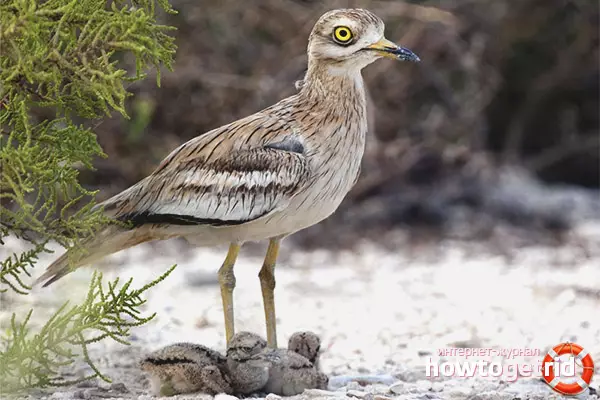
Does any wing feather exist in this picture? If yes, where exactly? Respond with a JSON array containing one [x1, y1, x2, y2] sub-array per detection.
[[100, 116, 309, 227]]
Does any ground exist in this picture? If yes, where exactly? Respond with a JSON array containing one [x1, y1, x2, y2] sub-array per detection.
[[2, 222, 600, 400]]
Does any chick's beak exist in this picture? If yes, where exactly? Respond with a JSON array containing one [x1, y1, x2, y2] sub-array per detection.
[[368, 38, 420, 62]]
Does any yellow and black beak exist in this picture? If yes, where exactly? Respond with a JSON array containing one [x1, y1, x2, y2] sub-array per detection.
[[367, 38, 420, 62]]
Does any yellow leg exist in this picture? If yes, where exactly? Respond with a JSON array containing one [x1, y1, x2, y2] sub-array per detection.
[[259, 238, 280, 348], [218, 243, 240, 346]]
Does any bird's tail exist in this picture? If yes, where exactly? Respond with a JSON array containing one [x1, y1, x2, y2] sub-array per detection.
[[35, 225, 143, 287]]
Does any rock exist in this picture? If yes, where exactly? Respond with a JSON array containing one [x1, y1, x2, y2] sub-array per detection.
[[346, 381, 363, 391], [418, 394, 441, 400], [266, 394, 282, 400], [373, 396, 393, 400], [109, 382, 128, 392], [214, 394, 239, 400], [448, 386, 473, 397], [73, 389, 87, 399], [416, 380, 433, 392], [389, 381, 405, 394], [304, 389, 345, 397], [346, 389, 369, 398], [431, 381, 444, 392]]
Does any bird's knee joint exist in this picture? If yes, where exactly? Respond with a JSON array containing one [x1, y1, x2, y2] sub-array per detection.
[[258, 268, 276, 290], [218, 269, 236, 290]]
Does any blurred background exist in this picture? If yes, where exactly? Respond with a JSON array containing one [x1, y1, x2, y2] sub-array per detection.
[[3, 3, 599, 397], [84, 0, 599, 251]]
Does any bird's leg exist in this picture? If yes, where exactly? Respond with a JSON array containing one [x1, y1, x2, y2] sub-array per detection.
[[258, 238, 280, 348], [218, 243, 241, 345]]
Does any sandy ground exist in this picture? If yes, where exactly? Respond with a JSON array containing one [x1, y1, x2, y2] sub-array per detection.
[[2, 222, 600, 400]]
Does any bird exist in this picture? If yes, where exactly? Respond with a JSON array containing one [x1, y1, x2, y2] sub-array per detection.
[[36, 8, 420, 348], [226, 331, 270, 394], [140, 342, 233, 396], [226, 331, 327, 396], [288, 331, 323, 370]]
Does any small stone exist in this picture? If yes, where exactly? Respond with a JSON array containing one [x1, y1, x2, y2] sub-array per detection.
[[214, 394, 239, 400], [347, 390, 368, 398], [431, 381, 444, 392], [416, 380, 432, 392], [389, 381, 405, 394], [75, 380, 96, 388], [418, 394, 441, 400], [266, 394, 282, 400], [73, 389, 87, 399], [304, 389, 345, 397], [109, 382, 128, 392], [374, 396, 393, 400], [448, 386, 473, 397], [346, 381, 363, 391]]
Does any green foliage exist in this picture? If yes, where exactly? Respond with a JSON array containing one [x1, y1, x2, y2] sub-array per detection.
[[0, 0, 176, 292], [0, 265, 177, 392], [0, 0, 178, 391]]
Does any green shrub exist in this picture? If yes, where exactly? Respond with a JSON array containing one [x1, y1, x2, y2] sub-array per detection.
[[0, 0, 177, 392]]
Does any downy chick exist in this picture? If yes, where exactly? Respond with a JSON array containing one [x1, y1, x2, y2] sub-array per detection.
[[140, 342, 233, 396], [227, 331, 327, 396], [288, 331, 328, 390], [226, 331, 269, 394], [288, 331, 322, 370]]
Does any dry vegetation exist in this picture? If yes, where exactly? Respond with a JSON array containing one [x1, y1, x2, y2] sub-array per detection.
[[80, 0, 599, 248]]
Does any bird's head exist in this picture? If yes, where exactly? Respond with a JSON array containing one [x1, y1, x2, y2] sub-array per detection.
[[288, 331, 322, 363], [226, 331, 267, 361], [307, 8, 420, 72]]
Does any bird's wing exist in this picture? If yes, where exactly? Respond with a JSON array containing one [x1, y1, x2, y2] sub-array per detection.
[[100, 114, 310, 227]]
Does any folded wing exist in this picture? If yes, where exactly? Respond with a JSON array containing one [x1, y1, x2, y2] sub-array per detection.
[[101, 123, 310, 228]]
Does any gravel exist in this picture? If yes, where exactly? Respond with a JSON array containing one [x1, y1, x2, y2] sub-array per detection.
[[1, 221, 599, 400]]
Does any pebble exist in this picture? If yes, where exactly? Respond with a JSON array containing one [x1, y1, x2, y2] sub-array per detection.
[[448, 386, 473, 397], [265, 394, 282, 400], [109, 382, 128, 393], [304, 389, 345, 397], [214, 394, 239, 400], [431, 381, 444, 392], [389, 381, 405, 394], [415, 380, 432, 392], [73, 389, 88, 399], [346, 390, 369, 398], [346, 381, 363, 391]]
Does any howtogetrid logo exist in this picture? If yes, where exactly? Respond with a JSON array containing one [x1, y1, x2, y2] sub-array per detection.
[[542, 342, 595, 396]]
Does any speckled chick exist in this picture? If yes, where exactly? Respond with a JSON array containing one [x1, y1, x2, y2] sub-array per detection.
[[140, 342, 233, 396], [287, 331, 328, 390], [227, 331, 327, 396], [226, 331, 269, 394], [288, 331, 322, 370]]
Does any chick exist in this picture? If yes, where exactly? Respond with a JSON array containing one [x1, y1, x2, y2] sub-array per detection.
[[226, 331, 269, 394], [227, 331, 328, 396], [140, 342, 233, 396], [287, 331, 328, 390], [260, 347, 328, 395], [288, 331, 323, 370]]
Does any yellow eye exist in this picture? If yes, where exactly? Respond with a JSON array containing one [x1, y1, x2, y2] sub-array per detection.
[[333, 26, 353, 45]]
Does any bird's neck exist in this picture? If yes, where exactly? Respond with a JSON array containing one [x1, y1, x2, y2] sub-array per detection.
[[299, 62, 366, 107]]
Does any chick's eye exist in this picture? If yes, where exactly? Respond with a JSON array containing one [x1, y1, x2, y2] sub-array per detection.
[[333, 26, 353, 45]]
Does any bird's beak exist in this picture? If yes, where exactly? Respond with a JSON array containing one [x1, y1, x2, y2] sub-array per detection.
[[367, 38, 420, 62]]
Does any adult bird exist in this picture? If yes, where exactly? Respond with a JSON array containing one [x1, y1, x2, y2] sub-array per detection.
[[37, 8, 419, 348]]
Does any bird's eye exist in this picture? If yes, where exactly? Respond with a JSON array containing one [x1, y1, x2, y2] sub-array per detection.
[[333, 26, 353, 45]]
